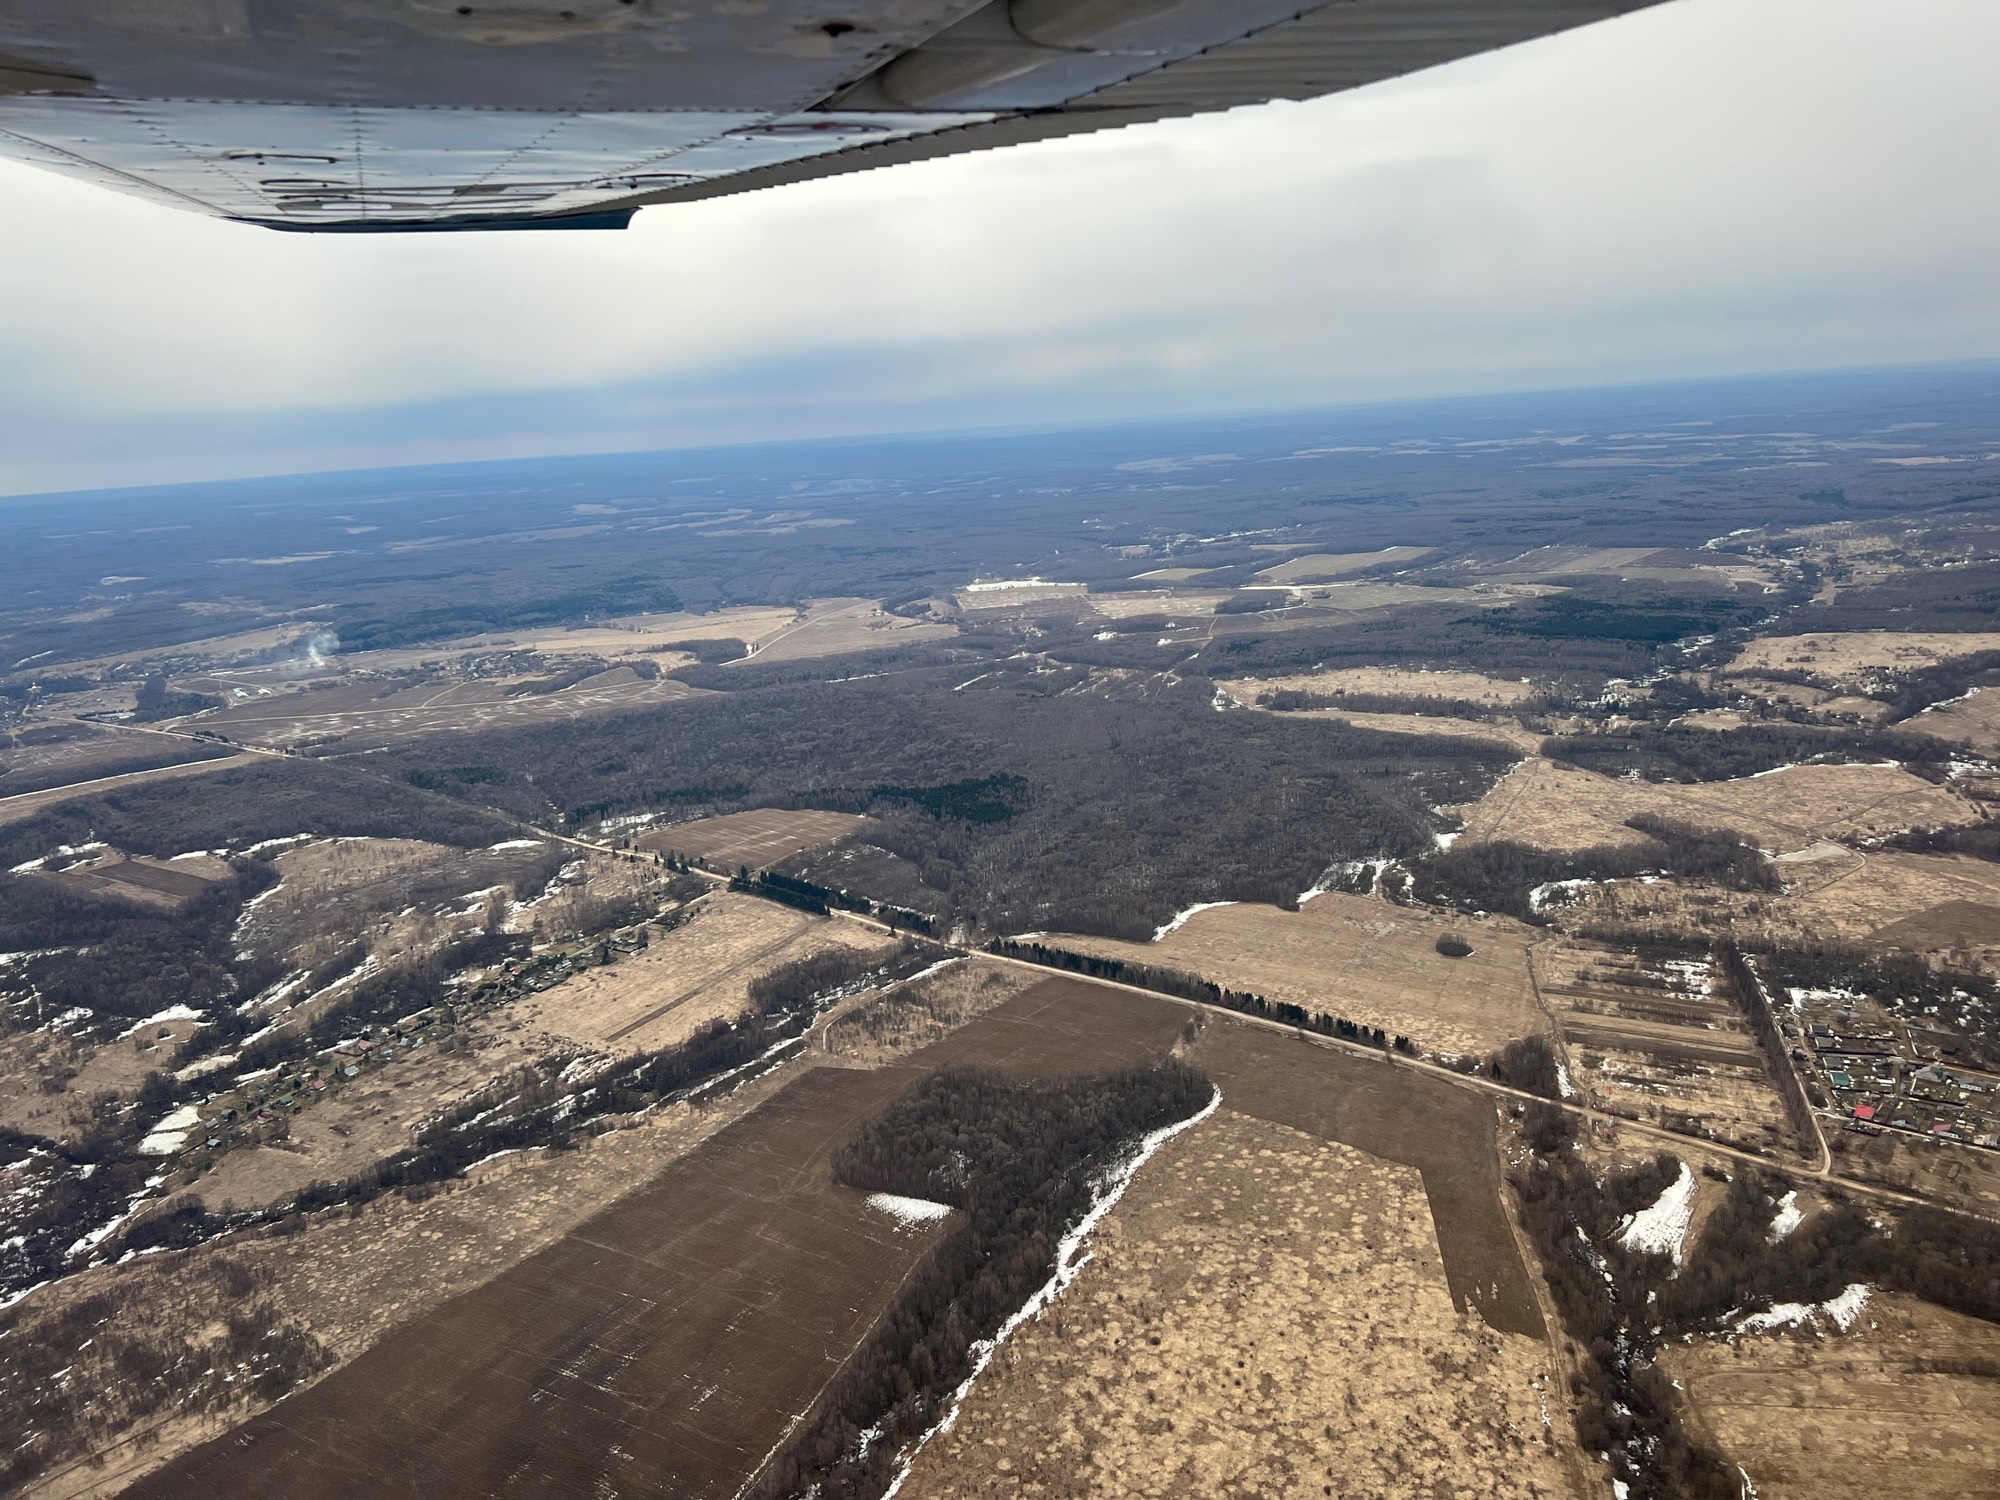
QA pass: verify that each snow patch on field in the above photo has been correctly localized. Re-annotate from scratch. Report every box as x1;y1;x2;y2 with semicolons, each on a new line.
880;1086;1223;1499
866;1194;954;1231
117;1004;205;1039
1768;1191;1803;1242
1617;1162;1695;1266
137;1105;202;1156
1738;1284;1870;1335
1529;878;1596;915
1152;901;1234;941
1555;1063;1576;1100
488;839;544;851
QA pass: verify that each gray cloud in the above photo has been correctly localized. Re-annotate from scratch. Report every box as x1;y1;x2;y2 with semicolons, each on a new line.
2;0;1996;494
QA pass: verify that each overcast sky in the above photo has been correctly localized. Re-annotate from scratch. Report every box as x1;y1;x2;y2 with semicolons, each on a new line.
1;0;1995;496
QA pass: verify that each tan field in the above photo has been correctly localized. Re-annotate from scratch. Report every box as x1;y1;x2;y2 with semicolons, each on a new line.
1054;892;1548;1059
1661;1290;2000;1500
1085;589;1235;619
1477;545;1782;591
1225;665;1544;705
820;957;1041;1067
1562;850;2000;970
900;1108;1571;1500
733;597;957;663
1724;630;2000;685
1129;566;1216;582
0;1014;210;1144
187;668;706;750
1456;758;1981;854
194;1020;551;1211
953;581;1090;611
636;807;866;868
1534;941;1799;1157
1910;686;2000;754
509;891;890;1053
1253;545;1434;582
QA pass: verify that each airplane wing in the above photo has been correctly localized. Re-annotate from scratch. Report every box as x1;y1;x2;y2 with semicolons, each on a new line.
0;0;1662;232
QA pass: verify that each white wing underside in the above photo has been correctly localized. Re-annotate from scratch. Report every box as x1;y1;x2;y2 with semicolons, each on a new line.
0;0;1661;231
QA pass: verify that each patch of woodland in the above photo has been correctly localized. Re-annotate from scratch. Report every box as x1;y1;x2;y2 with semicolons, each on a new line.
373;675;1508;939
1793;559;2000;633
0;760;521;874
750;1062;1213;1500
1497;1112;1740;1499
130;671;224;722
325;573;684;653
985;939;1412;1052
501;658;613;696
1477;1034;1563;1099
1880;648;2000;721
1541;721;1952;783
1485;590;1771;646
0;859;282;1036
1511;1110;2000;1499
0;1252;329;1492
1411;817;1777;921
1884;816;2000;863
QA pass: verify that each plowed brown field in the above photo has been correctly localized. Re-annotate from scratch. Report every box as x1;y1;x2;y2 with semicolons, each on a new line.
124;979;1190;1500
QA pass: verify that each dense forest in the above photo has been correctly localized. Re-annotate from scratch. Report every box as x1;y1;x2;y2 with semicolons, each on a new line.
1540;722;1951;783
752;1062;1214;1500
379;673;1511;938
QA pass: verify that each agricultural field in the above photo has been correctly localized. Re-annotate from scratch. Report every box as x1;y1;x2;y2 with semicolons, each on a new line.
1220;666;1545;706
734;597;956;662
1252;545;1433;581
509;891;888;1053
0;752;257;825
32;850;231;912
1054;892;1548;1060
1659;1290;2000;1500
120;978;1193;1500
820;957;1040;1067
1455;757;1981;854
1189;1021;1544;1338
635;807;867;869
183;667;705;751
1562;849;2000;967
900;1108;1568;1500
1724;630;2000;685
1909;686;2000;754
1534;941;1799;1158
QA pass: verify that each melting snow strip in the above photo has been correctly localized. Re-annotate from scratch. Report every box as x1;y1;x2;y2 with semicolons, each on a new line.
880;1087;1222;1498
1617;1161;1695;1267
1152;902;1234;942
